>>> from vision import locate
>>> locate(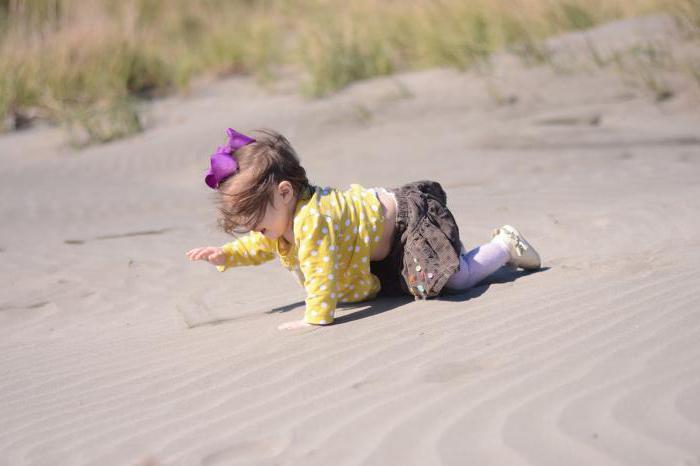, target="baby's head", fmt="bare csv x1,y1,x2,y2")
208,128,309,238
